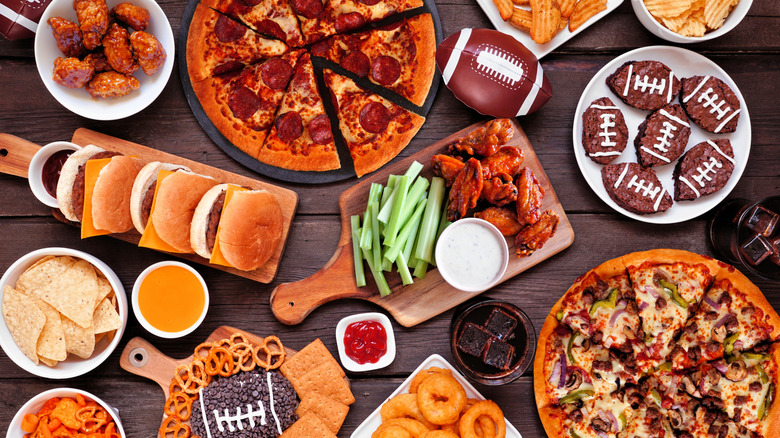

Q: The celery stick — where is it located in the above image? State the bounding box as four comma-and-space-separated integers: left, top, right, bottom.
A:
359, 203, 373, 250
350, 215, 366, 287
370, 200, 381, 272
385, 197, 427, 263
382, 249, 393, 271
382, 175, 410, 245
397, 252, 413, 285
404, 161, 424, 180
414, 177, 445, 263
402, 211, 421, 265
369, 183, 383, 204
362, 247, 392, 296
378, 162, 422, 223
380, 176, 397, 210
413, 259, 429, 279
396, 176, 429, 231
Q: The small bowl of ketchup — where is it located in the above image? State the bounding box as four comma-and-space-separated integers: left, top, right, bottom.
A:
336, 312, 395, 372
28, 141, 81, 208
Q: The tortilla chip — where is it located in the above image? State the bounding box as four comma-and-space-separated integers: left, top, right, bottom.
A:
94, 275, 113, 309
32, 297, 67, 361
93, 298, 121, 334
2, 286, 46, 364
61, 315, 95, 359
39, 356, 59, 367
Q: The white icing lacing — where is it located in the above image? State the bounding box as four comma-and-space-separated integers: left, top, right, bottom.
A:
591, 104, 620, 110
627, 175, 662, 200
213, 401, 267, 433
623, 64, 633, 96
714, 109, 741, 133
697, 88, 732, 120
652, 121, 678, 153
706, 140, 736, 164
641, 146, 671, 163
598, 114, 618, 147
634, 75, 666, 95
267, 372, 282, 435
679, 176, 701, 198
692, 157, 723, 187
199, 387, 213, 438
614, 163, 630, 188
659, 109, 690, 127
683, 76, 710, 103
654, 188, 667, 211
590, 151, 622, 157
666, 70, 674, 103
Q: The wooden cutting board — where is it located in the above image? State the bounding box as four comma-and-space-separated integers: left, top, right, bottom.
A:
0, 130, 298, 283
271, 119, 575, 327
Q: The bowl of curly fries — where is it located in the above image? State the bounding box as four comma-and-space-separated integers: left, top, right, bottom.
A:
632, 0, 752, 42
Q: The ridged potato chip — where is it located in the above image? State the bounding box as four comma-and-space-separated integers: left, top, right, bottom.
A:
530, 0, 563, 44
493, 0, 515, 20
645, 0, 692, 18
569, 0, 607, 32
510, 7, 533, 32
559, 0, 577, 18
704, 0, 738, 29
644, 0, 739, 36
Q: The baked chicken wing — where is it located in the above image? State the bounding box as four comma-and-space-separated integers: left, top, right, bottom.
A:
481, 145, 524, 180
515, 210, 558, 257
474, 207, 522, 236
516, 167, 545, 225
447, 118, 514, 157
86, 71, 140, 98
431, 154, 464, 186
74, 0, 109, 50
446, 158, 483, 221
48, 17, 85, 58
480, 177, 517, 206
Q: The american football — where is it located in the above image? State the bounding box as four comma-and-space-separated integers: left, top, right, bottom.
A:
601, 162, 673, 215
435, 28, 552, 118
606, 60, 680, 111
581, 96, 628, 164
681, 75, 741, 134
634, 103, 691, 168
674, 139, 736, 201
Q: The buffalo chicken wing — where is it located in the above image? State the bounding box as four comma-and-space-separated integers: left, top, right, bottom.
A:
431, 154, 464, 186
515, 167, 545, 225
515, 210, 559, 257
446, 158, 483, 221
480, 145, 524, 180
475, 207, 522, 236
480, 177, 517, 206
447, 118, 514, 157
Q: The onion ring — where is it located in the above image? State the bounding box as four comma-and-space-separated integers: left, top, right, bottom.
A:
459, 401, 505, 438
421, 431, 459, 438
381, 394, 437, 430
380, 418, 430, 437
416, 373, 467, 425
372, 424, 414, 438
409, 367, 452, 393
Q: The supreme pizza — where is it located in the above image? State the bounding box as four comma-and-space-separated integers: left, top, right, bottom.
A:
535, 249, 780, 438
185, 0, 436, 177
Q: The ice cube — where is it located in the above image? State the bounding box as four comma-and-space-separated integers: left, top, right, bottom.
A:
740, 233, 774, 266
457, 323, 492, 357
745, 204, 779, 236
483, 337, 515, 370
771, 238, 780, 266
485, 308, 517, 340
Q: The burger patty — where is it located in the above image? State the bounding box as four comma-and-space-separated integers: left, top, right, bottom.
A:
71, 151, 121, 222
141, 185, 155, 229
206, 191, 227, 253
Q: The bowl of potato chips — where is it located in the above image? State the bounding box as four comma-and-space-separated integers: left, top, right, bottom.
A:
632, 0, 752, 42
0, 248, 127, 379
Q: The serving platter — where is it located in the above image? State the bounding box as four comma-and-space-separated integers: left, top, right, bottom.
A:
270, 118, 575, 327
351, 354, 522, 437
573, 46, 751, 224
0, 130, 298, 283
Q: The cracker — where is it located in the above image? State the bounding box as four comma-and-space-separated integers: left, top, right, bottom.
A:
61, 315, 95, 359
2, 286, 45, 364
293, 361, 355, 405
280, 338, 343, 386
295, 392, 349, 434
32, 297, 67, 362
279, 413, 337, 438
93, 298, 121, 334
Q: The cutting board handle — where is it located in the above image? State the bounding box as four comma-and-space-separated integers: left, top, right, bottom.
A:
120, 337, 180, 392
0, 133, 41, 178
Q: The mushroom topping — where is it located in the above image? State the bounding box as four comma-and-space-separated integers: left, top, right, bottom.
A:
623, 325, 637, 340
591, 417, 612, 433
682, 376, 697, 396
668, 410, 683, 428
725, 361, 748, 381
581, 338, 591, 352
565, 369, 584, 390
712, 325, 727, 343
707, 367, 721, 386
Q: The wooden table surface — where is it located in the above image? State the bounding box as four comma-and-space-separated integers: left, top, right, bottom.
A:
1, 2, 779, 437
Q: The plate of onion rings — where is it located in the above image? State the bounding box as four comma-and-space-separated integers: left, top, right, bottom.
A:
351, 354, 521, 438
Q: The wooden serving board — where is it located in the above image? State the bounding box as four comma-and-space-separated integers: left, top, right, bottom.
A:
270, 119, 575, 327
119, 326, 306, 437
0, 129, 298, 283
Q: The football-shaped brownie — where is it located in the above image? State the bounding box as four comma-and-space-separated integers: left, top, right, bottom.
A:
634, 103, 691, 167
606, 60, 680, 111
602, 162, 673, 214
681, 75, 741, 133
436, 28, 552, 117
673, 139, 736, 201
581, 97, 628, 164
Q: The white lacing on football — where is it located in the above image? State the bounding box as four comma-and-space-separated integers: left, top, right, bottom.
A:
692, 156, 724, 188
633, 75, 666, 96
679, 176, 701, 198
598, 113, 618, 147
267, 371, 283, 435
199, 387, 214, 438
706, 140, 736, 164
474, 46, 524, 87
213, 401, 267, 432
626, 175, 662, 200
652, 121, 677, 153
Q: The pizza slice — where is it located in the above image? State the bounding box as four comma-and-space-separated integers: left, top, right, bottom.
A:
622, 249, 721, 369
201, 0, 305, 47
291, 0, 423, 44
552, 257, 644, 356
259, 53, 340, 171
670, 268, 780, 370
310, 14, 436, 106
538, 393, 634, 438
192, 50, 304, 158
323, 69, 424, 177
187, 4, 289, 83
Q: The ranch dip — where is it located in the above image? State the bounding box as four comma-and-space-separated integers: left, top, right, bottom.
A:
436, 219, 508, 292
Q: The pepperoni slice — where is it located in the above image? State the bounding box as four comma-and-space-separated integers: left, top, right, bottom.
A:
228, 86, 262, 120
335, 12, 365, 33
214, 15, 245, 43
275, 112, 304, 143
341, 51, 370, 77
308, 114, 333, 145
213, 60, 244, 76
310, 39, 331, 57
255, 19, 286, 42
371, 55, 401, 85
360, 0, 380, 5
241, 0, 262, 6
261, 58, 294, 89
359, 101, 390, 134
291, 0, 324, 19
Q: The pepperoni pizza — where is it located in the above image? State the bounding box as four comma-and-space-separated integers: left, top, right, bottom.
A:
186, 0, 435, 177
535, 249, 780, 438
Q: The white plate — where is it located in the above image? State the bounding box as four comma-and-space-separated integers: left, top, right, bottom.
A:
351, 354, 522, 438
572, 46, 751, 224
34, 0, 175, 120
336, 312, 396, 372
475, 0, 624, 59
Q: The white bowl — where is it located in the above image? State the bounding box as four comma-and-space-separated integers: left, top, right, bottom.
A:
28, 141, 82, 208
7, 388, 126, 438
34, 0, 175, 120
132, 261, 209, 339
435, 218, 509, 293
336, 312, 396, 372
0, 248, 128, 379
631, 0, 752, 43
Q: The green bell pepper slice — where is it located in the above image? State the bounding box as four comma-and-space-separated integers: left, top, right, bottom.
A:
590, 288, 618, 315
659, 279, 688, 309
650, 389, 662, 407
724, 332, 740, 355
570, 428, 583, 438
567, 332, 579, 365
618, 413, 627, 430
556, 310, 564, 321
758, 383, 774, 420
756, 364, 770, 384
559, 389, 595, 404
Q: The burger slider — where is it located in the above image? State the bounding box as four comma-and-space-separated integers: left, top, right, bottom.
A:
56, 144, 143, 234
130, 161, 191, 234
139, 169, 218, 253
191, 184, 283, 271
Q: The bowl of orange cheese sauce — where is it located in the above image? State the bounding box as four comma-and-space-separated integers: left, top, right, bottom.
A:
131, 261, 208, 338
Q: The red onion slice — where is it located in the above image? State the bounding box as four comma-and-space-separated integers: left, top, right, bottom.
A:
714, 312, 735, 329
606, 411, 620, 432
713, 361, 728, 374
703, 295, 721, 310
550, 357, 561, 387
559, 352, 568, 389
609, 308, 627, 327
639, 300, 649, 311
643, 285, 660, 299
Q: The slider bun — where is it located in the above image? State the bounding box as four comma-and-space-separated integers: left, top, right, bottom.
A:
92, 155, 144, 233
190, 183, 230, 259
150, 170, 218, 253
56, 145, 106, 222
217, 189, 283, 271
130, 161, 191, 233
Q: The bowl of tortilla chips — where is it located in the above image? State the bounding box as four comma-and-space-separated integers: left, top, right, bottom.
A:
0, 248, 127, 379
